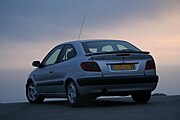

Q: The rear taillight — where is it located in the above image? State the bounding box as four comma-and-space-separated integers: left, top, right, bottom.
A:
145, 59, 156, 70
81, 62, 101, 72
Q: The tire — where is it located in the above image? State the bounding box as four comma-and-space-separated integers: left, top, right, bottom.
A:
131, 91, 151, 103
26, 82, 44, 104
66, 81, 84, 107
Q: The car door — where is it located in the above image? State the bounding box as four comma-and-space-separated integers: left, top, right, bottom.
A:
34, 45, 63, 93
53, 44, 77, 93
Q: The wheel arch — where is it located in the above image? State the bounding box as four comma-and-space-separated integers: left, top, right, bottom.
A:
65, 78, 76, 93
26, 78, 35, 87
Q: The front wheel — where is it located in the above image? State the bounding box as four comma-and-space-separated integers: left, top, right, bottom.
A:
131, 91, 151, 103
26, 82, 44, 104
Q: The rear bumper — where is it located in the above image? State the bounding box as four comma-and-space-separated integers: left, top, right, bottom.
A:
76, 75, 158, 95
77, 75, 158, 86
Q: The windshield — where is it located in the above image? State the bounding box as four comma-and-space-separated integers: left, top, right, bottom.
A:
82, 41, 141, 53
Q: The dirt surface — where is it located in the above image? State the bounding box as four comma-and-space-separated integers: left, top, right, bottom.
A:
0, 96, 179, 120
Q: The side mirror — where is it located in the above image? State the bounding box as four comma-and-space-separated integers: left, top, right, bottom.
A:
32, 61, 41, 67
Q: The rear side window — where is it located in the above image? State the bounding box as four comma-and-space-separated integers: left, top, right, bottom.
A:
82, 41, 140, 53
57, 44, 77, 62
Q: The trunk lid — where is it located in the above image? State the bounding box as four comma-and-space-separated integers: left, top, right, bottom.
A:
89, 52, 151, 77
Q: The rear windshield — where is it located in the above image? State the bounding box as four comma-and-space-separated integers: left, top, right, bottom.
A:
82, 41, 141, 53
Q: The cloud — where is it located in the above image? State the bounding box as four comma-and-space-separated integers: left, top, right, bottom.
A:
1, 0, 180, 70
0, 0, 177, 42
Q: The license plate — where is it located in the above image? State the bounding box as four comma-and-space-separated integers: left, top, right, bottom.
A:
111, 64, 135, 70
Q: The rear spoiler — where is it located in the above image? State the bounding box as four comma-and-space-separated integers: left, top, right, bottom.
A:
85, 51, 150, 56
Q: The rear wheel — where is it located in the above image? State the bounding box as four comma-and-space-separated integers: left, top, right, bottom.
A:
67, 81, 83, 107
26, 82, 44, 104
131, 91, 151, 103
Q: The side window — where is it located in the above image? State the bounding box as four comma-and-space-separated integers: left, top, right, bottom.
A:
58, 45, 76, 62
43, 46, 63, 66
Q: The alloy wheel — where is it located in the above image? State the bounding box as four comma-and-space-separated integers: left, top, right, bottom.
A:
67, 82, 77, 104
27, 83, 37, 101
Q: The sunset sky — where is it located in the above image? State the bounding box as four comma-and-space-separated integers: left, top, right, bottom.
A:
0, 0, 180, 102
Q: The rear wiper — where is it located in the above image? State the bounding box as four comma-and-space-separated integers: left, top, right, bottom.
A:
85, 50, 149, 56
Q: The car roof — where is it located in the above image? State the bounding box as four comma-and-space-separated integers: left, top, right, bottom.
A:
59, 39, 126, 45
79, 39, 126, 43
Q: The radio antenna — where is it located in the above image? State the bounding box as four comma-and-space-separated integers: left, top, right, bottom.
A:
78, 10, 87, 41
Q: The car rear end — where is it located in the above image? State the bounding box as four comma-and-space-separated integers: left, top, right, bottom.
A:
76, 40, 158, 99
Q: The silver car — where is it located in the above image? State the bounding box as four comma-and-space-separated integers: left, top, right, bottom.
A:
26, 40, 158, 106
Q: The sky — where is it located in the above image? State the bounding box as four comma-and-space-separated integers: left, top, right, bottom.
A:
0, 0, 180, 103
